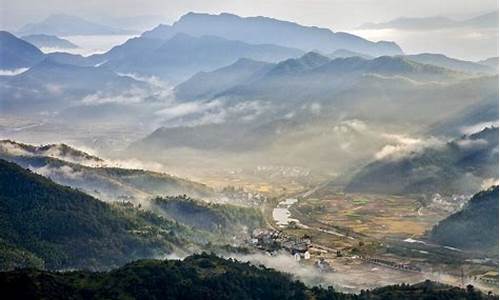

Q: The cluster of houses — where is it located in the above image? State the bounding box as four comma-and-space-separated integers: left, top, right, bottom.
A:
249, 229, 334, 272
250, 229, 309, 253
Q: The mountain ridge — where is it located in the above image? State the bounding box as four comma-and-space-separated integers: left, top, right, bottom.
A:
142, 12, 403, 56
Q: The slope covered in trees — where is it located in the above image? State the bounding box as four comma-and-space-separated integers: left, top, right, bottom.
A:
0, 253, 494, 300
429, 186, 499, 255
152, 195, 264, 235
0, 159, 196, 271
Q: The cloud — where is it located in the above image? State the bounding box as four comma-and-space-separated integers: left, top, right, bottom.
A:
481, 177, 498, 189
34, 165, 83, 180
82, 87, 157, 105
155, 101, 222, 120
103, 158, 168, 173
45, 83, 64, 95
310, 103, 321, 114
460, 121, 499, 135
227, 251, 430, 293
154, 99, 269, 127
455, 138, 489, 151
117, 72, 168, 88
332, 119, 368, 134
0, 68, 28, 76
374, 134, 441, 160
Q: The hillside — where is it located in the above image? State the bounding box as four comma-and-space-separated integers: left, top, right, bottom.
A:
152, 195, 264, 235
0, 31, 44, 69
429, 186, 499, 255
176, 53, 466, 105
174, 58, 273, 101
344, 127, 498, 196
0, 159, 196, 271
427, 92, 498, 137
100, 33, 302, 82
0, 140, 215, 202
0, 139, 103, 165
0, 57, 146, 114
405, 53, 497, 74
0, 253, 494, 300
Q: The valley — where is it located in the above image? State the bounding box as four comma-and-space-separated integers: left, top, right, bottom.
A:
258, 189, 499, 293
0, 5, 498, 299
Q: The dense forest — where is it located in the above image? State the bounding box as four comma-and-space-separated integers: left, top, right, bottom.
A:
0, 159, 198, 271
0, 253, 494, 300
152, 195, 264, 235
429, 185, 499, 255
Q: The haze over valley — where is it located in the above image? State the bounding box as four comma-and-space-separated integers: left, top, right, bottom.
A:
0, 2, 498, 298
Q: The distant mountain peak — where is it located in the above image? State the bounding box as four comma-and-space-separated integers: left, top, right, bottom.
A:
145, 11, 403, 56
17, 14, 132, 36
359, 10, 498, 30
269, 51, 330, 75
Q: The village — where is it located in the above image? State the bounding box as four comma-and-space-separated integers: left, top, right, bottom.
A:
248, 227, 425, 274
248, 228, 335, 272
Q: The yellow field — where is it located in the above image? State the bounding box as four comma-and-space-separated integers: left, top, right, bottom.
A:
293, 193, 448, 239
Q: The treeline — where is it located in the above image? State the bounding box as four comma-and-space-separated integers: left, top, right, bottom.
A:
0, 253, 494, 300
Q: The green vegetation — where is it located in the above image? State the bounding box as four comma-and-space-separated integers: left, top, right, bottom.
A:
152, 195, 265, 235
0, 159, 197, 271
429, 186, 499, 255
0, 253, 494, 300
352, 199, 369, 206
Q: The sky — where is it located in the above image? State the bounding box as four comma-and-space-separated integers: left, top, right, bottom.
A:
0, 0, 498, 60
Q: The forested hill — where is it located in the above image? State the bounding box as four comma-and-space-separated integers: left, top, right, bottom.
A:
429, 186, 499, 255
0, 253, 494, 300
0, 159, 195, 271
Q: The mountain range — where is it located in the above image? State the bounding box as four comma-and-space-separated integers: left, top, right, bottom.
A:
95, 32, 303, 82
131, 51, 497, 181
143, 12, 403, 57
174, 52, 470, 104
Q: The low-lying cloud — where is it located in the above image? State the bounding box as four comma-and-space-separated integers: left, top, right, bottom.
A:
374, 134, 441, 160
0, 68, 29, 76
